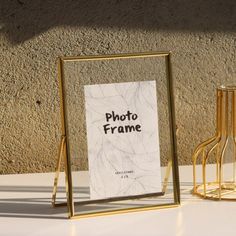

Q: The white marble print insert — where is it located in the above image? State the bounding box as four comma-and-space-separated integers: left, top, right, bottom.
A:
84, 81, 162, 200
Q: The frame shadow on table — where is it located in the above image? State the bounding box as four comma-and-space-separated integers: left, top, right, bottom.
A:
0, 182, 202, 219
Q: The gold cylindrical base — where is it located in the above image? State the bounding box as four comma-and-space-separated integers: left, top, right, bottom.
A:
193, 181, 236, 201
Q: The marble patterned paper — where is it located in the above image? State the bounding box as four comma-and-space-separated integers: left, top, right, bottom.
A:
84, 81, 161, 200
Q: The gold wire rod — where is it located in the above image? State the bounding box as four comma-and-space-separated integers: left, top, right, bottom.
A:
218, 137, 229, 200
216, 143, 221, 183
70, 203, 179, 220
233, 91, 236, 139
52, 135, 66, 207
202, 148, 207, 196
193, 135, 219, 158
232, 91, 236, 182
221, 90, 228, 137
165, 53, 180, 205
202, 139, 221, 197
216, 89, 223, 136
162, 160, 172, 193
58, 58, 75, 218
192, 135, 218, 192
203, 138, 221, 163
59, 51, 170, 62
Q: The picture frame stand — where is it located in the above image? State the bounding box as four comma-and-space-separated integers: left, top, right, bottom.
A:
51, 134, 174, 217
52, 135, 67, 208
51, 52, 180, 219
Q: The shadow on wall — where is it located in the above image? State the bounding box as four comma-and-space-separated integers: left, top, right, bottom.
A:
1, 0, 236, 44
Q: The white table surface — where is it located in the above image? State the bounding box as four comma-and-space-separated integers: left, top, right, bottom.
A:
1, 165, 236, 236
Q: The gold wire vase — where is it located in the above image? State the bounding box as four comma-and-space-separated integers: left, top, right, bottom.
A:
193, 85, 236, 200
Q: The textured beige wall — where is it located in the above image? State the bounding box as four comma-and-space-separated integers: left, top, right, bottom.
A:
0, 0, 236, 174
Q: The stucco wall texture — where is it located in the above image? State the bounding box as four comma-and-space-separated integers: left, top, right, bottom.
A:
1, 0, 236, 174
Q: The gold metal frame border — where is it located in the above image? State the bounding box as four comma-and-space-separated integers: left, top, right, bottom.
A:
53, 51, 180, 219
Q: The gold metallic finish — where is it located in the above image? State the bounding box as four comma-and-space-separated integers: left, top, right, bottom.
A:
54, 58, 74, 217
193, 86, 236, 200
71, 203, 179, 220
162, 160, 172, 193
52, 52, 180, 219
165, 54, 180, 204
59, 51, 170, 62
52, 135, 65, 207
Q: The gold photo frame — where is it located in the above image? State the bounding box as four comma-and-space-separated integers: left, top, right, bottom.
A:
52, 52, 180, 219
